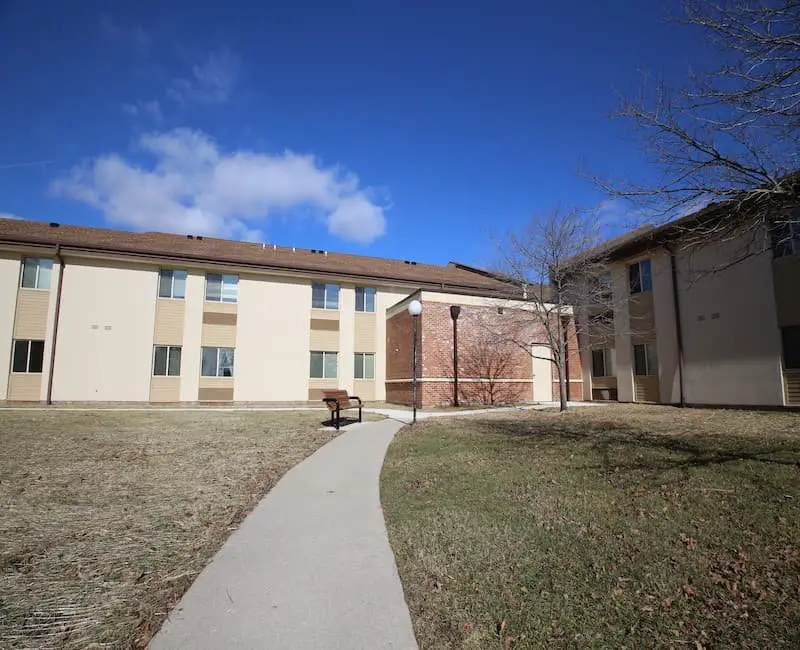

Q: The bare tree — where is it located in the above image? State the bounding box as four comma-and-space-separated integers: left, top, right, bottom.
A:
490, 207, 615, 411
595, 0, 800, 249
458, 335, 518, 405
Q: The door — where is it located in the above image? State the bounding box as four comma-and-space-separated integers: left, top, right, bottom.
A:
531, 344, 553, 402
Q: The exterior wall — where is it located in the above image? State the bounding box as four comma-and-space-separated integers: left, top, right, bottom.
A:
651, 251, 680, 404
611, 264, 634, 402
179, 271, 205, 401
676, 238, 784, 406
0, 252, 20, 400
51, 258, 157, 402
375, 288, 412, 401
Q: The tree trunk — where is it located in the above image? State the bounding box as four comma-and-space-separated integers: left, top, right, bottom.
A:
556, 314, 568, 412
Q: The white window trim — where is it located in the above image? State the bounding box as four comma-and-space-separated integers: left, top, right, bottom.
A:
354, 352, 375, 380
628, 259, 652, 295
11, 339, 44, 374
205, 274, 239, 303
201, 346, 235, 378
20, 258, 52, 290
355, 287, 376, 313
312, 283, 340, 311
310, 351, 338, 379
152, 345, 182, 377
158, 269, 187, 300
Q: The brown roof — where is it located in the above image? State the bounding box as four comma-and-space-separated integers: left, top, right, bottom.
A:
0, 218, 515, 295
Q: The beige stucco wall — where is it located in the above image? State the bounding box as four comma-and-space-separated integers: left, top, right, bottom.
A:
0, 253, 20, 399
677, 239, 784, 406
339, 285, 355, 394
651, 250, 681, 404
235, 275, 311, 401
51, 259, 157, 401
179, 271, 205, 401
611, 264, 634, 402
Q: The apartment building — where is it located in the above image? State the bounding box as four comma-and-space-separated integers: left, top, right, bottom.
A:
577, 207, 800, 408
1, 217, 557, 405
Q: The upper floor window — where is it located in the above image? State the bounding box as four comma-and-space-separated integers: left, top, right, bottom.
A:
158, 269, 187, 299
628, 259, 652, 294
21, 258, 52, 290
11, 340, 45, 374
771, 219, 800, 258
312, 283, 339, 310
355, 287, 376, 313
633, 342, 658, 376
591, 348, 615, 378
206, 274, 238, 303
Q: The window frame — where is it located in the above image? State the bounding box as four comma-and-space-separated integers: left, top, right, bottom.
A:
152, 345, 182, 377
205, 273, 239, 303
590, 348, 615, 378
628, 259, 653, 295
311, 283, 340, 310
355, 287, 376, 313
20, 258, 53, 290
11, 339, 45, 374
781, 325, 800, 370
354, 352, 375, 379
310, 351, 338, 379
200, 346, 235, 377
158, 269, 187, 299
633, 342, 658, 376
771, 219, 800, 258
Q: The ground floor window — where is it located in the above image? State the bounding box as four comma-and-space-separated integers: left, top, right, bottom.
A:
310, 351, 337, 378
11, 340, 44, 373
201, 347, 235, 377
782, 326, 800, 369
354, 352, 375, 379
591, 348, 615, 378
633, 342, 658, 376
153, 346, 182, 376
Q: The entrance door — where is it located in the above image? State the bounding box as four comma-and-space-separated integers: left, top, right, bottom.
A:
531, 344, 553, 402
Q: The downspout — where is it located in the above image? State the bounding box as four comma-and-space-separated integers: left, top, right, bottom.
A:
668, 250, 686, 407
46, 245, 65, 405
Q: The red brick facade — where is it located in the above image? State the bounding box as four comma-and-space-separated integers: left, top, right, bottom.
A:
386, 299, 583, 407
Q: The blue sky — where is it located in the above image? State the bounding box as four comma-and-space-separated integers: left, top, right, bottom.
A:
0, 0, 710, 267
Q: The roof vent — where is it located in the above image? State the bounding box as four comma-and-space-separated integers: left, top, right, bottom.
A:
196, 235, 203, 241
187, 234, 194, 240
310, 249, 318, 254
49, 222, 60, 228
404, 260, 410, 264
411, 261, 417, 265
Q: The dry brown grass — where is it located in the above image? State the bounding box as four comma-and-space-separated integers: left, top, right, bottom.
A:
0, 410, 340, 649
383, 404, 800, 649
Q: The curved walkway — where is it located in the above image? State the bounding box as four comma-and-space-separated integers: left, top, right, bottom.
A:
149, 418, 417, 650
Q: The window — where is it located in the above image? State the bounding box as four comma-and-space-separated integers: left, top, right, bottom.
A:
201, 347, 235, 377
355, 287, 376, 313
771, 219, 800, 258
153, 345, 182, 376
205, 274, 238, 303
782, 326, 800, 370
354, 352, 375, 379
158, 269, 187, 299
591, 348, 615, 378
628, 259, 652, 294
310, 351, 338, 378
312, 283, 340, 310
20, 258, 52, 290
633, 342, 658, 376
11, 340, 44, 373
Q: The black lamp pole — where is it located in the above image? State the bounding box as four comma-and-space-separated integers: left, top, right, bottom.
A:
449, 305, 461, 406
411, 313, 419, 424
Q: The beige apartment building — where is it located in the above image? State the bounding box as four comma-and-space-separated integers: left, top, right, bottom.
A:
577, 207, 800, 408
0, 218, 524, 405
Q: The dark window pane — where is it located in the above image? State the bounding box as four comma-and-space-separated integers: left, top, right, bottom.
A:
168, 347, 182, 376
355, 287, 365, 312
354, 353, 364, 379
782, 326, 800, 369
12, 340, 28, 372
640, 260, 653, 292
173, 271, 187, 299
772, 223, 792, 258
645, 343, 658, 376
364, 353, 374, 379
310, 352, 324, 378
312, 283, 326, 309
153, 346, 168, 376
206, 274, 222, 301
326, 284, 340, 310
628, 263, 641, 294
21, 259, 38, 288
633, 344, 647, 376
28, 341, 44, 373
219, 348, 235, 376
201, 347, 218, 376
37, 260, 52, 290
591, 349, 606, 377
365, 288, 375, 312
324, 352, 338, 378
158, 270, 173, 298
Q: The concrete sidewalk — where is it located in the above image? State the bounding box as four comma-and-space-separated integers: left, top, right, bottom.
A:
149, 418, 417, 650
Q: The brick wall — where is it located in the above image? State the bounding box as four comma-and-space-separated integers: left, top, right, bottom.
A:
550, 317, 584, 401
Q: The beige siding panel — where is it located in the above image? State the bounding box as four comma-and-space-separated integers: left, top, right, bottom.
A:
150, 377, 181, 402
7, 374, 43, 401
591, 377, 618, 390
634, 376, 660, 402
353, 379, 376, 401
13, 289, 49, 339
309, 379, 339, 400
198, 386, 234, 401
154, 299, 185, 345
310, 308, 339, 320
311, 318, 339, 331
0, 253, 20, 400
199, 377, 235, 389
309, 328, 339, 350
773, 256, 800, 327
785, 371, 800, 406
354, 313, 377, 352
629, 291, 656, 335
204, 301, 238, 314
201, 322, 237, 347
203, 312, 237, 326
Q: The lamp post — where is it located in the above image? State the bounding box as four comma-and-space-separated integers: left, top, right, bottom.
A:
408, 299, 422, 424
449, 305, 461, 406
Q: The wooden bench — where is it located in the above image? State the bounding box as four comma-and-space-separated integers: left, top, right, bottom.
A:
322, 390, 363, 430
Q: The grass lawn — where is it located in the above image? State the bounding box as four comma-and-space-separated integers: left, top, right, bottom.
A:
0, 410, 343, 649
382, 405, 800, 649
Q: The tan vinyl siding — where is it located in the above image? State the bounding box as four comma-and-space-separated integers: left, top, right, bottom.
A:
310, 318, 339, 331
773, 256, 800, 327
354, 313, 377, 352
629, 292, 656, 335
353, 379, 376, 401
204, 301, 237, 314
7, 373, 42, 401
309, 379, 338, 399
634, 376, 660, 402
201, 321, 237, 347
309, 327, 339, 350
310, 308, 339, 320
591, 376, 618, 390
785, 370, 800, 406
149, 376, 181, 402
154, 299, 185, 345
198, 377, 234, 401
203, 312, 237, 326
13, 289, 49, 339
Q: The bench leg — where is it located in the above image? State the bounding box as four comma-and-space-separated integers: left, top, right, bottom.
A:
358, 406, 362, 423
336, 406, 340, 430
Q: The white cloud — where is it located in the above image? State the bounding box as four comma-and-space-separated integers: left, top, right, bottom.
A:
0, 213, 23, 220
168, 49, 240, 105
122, 100, 163, 122
51, 128, 387, 244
